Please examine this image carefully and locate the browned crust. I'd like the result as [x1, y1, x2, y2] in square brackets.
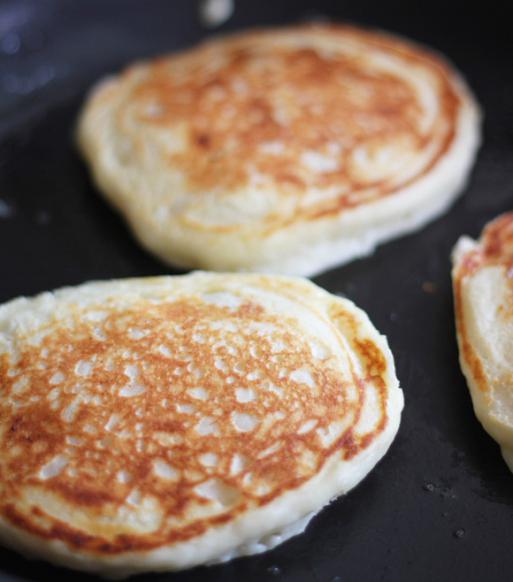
[453, 213, 513, 393]
[0, 294, 390, 554]
[101, 24, 463, 233]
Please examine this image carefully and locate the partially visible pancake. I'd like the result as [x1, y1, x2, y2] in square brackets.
[0, 273, 403, 576]
[453, 213, 513, 471]
[77, 24, 480, 276]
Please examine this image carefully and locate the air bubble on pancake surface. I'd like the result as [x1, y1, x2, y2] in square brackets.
[254, 481, 272, 496]
[267, 383, 284, 397]
[128, 328, 148, 340]
[214, 358, 229, 373]
[258, 442, 282, 459]
[232, 412, 258, 432]
[316, 419, 349, 448]
[246, 371, 260, 381]
[105, 414, 121, 432]
[74, 360, 92, 377]
[49, 372, 64, 385]
[309, 340, 330, 360]
[62, 397, 81, 422]
[117, 470, 132, 484]
[212, 339, 229, 351]
[157, 344, 172, 356]
[187, 362, 203, 379]
[298, 419, 318, 434]
[119, 364, 146, 397]
[11, 377, 29, 394]
[119, 383, 146, 397]
[290, 368, 315, 388]
[199, 452, 219, 468]
[153, 459, 179, 480]
[235, 387, 256, 403]
[48, 388, 60, 400]
[39, 455, 68, 480]
[225, 344, 237, 356]
[194, 478, 240, 506]
[230, 453, 247, 475]
[177, 402, 196, 414]
[195, 416, 220, 436]
[187, 387, 208, 400]
[66, 436, 83, 446]
[126, 489, 142, 506]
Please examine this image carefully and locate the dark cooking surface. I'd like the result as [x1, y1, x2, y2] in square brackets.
[0, 1, 512, 581]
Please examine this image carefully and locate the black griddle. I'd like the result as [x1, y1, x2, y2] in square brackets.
[0, 1, 512, 581]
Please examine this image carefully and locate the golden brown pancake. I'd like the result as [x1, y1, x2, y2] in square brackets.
[77, 24, 480, 275]
[0, 273, 403, 576]
[453, 213, 513, 471]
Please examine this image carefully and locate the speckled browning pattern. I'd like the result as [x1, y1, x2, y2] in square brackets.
[110, 24, 460, 228]
[0, 276, 390, 555]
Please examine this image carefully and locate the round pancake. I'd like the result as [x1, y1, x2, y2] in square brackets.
[0, 273, 402, 576]
[453, 213, 513, 471]
[78, 24, 480, 276]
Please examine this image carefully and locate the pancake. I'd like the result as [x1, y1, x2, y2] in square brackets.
[0, 273, 403, 576]
[453, 213, 513, 471]
[77, 24, 480, 276]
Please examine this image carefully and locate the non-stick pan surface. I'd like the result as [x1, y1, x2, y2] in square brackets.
[0, 1, 512, 581]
